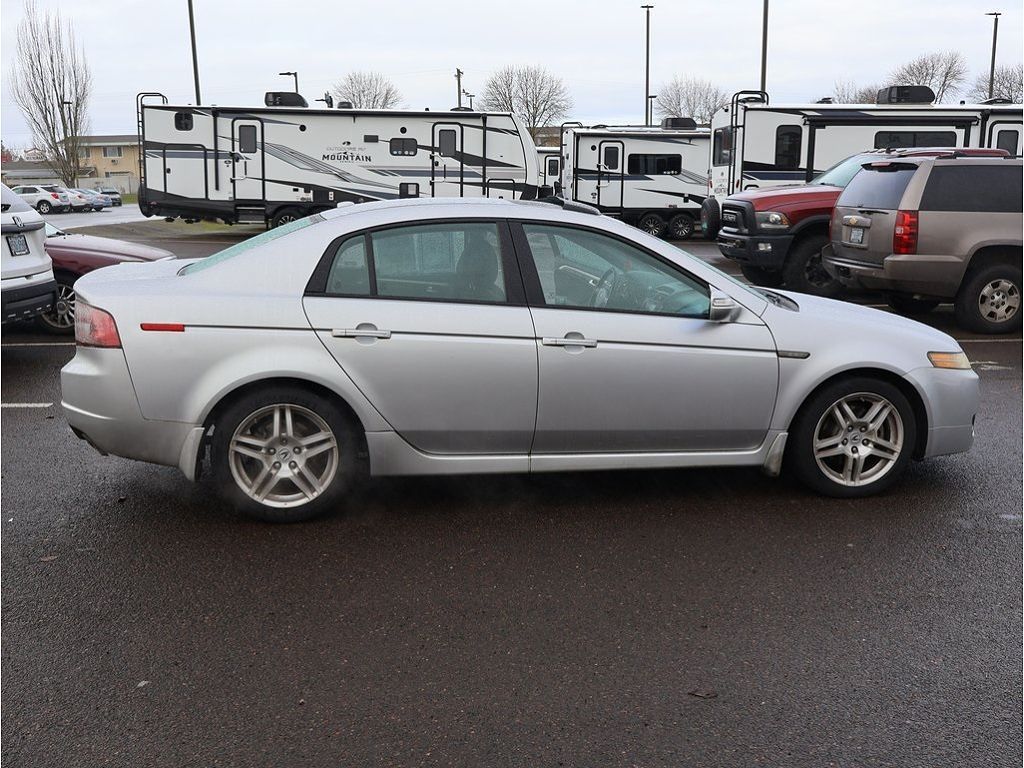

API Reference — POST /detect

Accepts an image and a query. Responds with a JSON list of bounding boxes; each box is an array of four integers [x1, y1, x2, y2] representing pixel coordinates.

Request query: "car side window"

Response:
[[521, 224, 710, 318], [919, 164, 1024, 213], [325, 236, 371, 296], [370, 222, 507, 303]]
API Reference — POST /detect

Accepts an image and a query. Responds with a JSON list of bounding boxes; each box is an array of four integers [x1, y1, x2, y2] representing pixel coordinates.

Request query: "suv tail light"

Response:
[[75, 302, 121, 348], [50, 192, 59, 200], [893, 210, 918, 255]]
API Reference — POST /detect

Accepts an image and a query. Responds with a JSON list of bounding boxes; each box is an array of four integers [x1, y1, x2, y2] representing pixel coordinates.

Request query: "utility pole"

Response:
[[187, 0, 202, 103], [642, 5, 653, 126], [986, 11, 1002, 99], [759, 0, 769, 92], [455, 68, 464, 108]]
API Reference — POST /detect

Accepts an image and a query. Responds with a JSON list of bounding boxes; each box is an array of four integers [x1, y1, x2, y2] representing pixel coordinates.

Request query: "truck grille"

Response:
[[720, 203, 749, 234]]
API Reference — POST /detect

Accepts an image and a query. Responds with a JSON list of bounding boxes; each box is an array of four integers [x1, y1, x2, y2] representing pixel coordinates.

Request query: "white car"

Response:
[[10, 184, 70, 214], [2, 184, 57, 323]]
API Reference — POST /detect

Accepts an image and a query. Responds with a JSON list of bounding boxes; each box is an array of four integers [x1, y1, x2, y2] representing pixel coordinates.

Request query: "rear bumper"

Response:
[[823, 250, 964, 297], [905, 366, 979, 458], [717, 230, 794, 270], [1, 277, 56, 323]]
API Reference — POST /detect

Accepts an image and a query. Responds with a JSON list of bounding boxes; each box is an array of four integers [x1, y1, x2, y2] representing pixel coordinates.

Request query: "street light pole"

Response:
[[759, 0, 769, 92], [279, 71, 299, 92], [647, 95, 658, 126], [986, 11, 1001, 99], [642, 5, 654, 126], [187, 0, 202, 104]]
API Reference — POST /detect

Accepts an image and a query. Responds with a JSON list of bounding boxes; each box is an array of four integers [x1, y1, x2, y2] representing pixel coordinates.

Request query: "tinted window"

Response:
[[996, 129, 1020, 156], [174, 111, 193, 131], [837, 164, 918, 209], [919, 164, 1023, 213], [326, 236, 370, 295], [713, 127, 732, 166], [389, 138, 417, 156], [603, 145, 620, 170], [627, 154, 682, 174], [873, 131, 956, 149], [370, 222, 506, 303], [775, 125, 802, 170], [438, 129, 457, 157], [522, 224, 710, 317], [238, 125, 257, 153]]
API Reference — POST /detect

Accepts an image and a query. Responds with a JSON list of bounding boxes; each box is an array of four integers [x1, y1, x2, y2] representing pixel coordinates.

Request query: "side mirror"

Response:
[[708, 288, 739, 323]]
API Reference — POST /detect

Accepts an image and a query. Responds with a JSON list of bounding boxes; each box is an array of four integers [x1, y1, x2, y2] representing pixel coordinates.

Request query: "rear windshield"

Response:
[[180, 214, 321, 275], [837, 163, 918, 209]]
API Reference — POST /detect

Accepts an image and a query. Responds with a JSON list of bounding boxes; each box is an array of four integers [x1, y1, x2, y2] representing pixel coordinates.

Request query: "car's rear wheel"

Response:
[[954, 263, 1022, 334], [667, 213, 695, 240], [787, 376, 916, 498], [211, 386, 359, 522], [740, 264, 784, 288], [36, 275, 77, 334], [36, 201, 52, 214], [886, 294, 940, 316], [636, 213, 666, 238], [270, 207, 303, 228], [781, 234, 842, 297]]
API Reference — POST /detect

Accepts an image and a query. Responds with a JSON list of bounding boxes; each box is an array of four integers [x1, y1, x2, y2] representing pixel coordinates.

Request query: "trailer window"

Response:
[[712, 127, 733, 166], [603, 145, 620, 170], [438, 129, 457, 157], [995, 129, 1020, 156], [390, 138, 418, 156], [873, 131, 957, 149], [547, 157, 560, 176], [627, 154, 681, 175], [238, 125, 258, 153], [774, 125, 801, 170], [174, 112, 193, 131]]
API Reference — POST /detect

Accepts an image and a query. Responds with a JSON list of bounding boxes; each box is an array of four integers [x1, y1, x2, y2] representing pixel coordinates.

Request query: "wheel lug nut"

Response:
[[842, 439, 848, 445], [852, 447, 858, 454], [860, 426, 867, 432], [847, 426, 853, 432], [268, 447, 276, 454], [293, 447, 301, 454], [272, 461, 281, 469]]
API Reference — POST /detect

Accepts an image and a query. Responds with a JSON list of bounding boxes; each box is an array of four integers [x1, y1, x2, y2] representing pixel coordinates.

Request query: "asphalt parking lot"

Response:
[[2, 227, 1021, 766]]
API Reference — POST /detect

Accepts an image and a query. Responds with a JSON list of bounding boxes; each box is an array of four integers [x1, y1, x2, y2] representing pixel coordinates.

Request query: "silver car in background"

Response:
[[61, 199, 978, 522]]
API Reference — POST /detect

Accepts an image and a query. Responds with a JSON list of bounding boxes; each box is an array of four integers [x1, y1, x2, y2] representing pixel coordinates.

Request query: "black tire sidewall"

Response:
[[787, 376, 917, 498], [211, 386, 358, 522], [955, 263, 1023, 334], [701, 198, 720, 240], [271, 208, 303, 228], [782, 235, 842, 297]]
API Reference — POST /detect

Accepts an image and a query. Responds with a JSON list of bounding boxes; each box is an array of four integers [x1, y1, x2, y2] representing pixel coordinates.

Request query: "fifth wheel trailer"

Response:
[[137, 92, 540, 227]]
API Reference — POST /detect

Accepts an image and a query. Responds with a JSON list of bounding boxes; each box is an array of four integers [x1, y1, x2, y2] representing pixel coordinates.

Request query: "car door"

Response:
[[303, 219, 538, 455], [513, 221, 779, 454]]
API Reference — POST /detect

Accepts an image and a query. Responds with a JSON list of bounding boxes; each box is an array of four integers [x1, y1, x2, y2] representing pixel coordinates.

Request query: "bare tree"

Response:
[[832, 79, 883, 104], [654, 76, 728, 125], [966, 63, 1024, 103], [9, 0, 91, 186], [332, 71, 402, 109], [478, 66, 573, 140], [889, 51, 968, 102]]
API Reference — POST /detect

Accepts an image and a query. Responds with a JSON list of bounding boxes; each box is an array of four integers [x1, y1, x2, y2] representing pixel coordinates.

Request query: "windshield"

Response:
[[809, 154, 872, 187], [180, 214, 321, 275], [44, 222, 65, 237]]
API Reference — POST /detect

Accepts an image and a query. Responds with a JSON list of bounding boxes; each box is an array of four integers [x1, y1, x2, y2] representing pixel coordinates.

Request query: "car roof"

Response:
[[319, 197, 602, 225]]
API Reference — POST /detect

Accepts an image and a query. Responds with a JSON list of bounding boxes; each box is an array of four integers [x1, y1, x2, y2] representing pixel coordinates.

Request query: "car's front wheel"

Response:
[[787, 376, 916, 497], [782, 234, 842, 297], [211, 386, 359, 522]]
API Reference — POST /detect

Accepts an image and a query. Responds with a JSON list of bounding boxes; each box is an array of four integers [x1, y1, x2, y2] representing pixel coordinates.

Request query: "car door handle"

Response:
[[542, 335, 597, 348], [332, 326, 392, 339]]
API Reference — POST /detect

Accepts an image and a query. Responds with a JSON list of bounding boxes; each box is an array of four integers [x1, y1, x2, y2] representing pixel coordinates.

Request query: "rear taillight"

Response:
[[75, 302, 121, 348], [893, 210, 918, 255], [50, 192, 59, 200]]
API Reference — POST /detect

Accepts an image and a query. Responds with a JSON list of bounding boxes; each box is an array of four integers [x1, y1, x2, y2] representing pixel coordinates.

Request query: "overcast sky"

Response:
[[2, 0, 1022, 146]]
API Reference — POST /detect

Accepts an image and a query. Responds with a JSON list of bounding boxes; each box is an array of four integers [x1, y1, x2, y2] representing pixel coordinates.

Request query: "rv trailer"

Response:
[[137, 92, 540, 227], [703, 87, 1023, 236], [536, 146, 561, 192], [560, 119, 711, 239]]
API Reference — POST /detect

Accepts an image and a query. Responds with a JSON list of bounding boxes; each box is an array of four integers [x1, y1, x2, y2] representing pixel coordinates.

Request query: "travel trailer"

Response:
[[537, 147, 561, 192], [560, 120, 711, 239], [703, 87, 1023, 236], [137, 92, 540, 226]]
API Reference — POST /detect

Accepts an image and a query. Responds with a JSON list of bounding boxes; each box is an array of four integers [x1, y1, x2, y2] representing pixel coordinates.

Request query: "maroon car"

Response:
[[38, 223, 174, 333]]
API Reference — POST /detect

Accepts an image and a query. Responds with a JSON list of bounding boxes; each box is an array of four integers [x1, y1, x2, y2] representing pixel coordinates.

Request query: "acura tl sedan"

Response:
[[61, 198, 979, 522]]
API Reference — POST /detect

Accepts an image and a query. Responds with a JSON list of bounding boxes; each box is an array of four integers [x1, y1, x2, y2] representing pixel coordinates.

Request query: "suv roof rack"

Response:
[[534, 196, 600, 215]]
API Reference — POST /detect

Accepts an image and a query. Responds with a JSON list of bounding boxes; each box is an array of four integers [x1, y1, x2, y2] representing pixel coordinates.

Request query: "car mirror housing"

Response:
[[708, 289, 739, 322]]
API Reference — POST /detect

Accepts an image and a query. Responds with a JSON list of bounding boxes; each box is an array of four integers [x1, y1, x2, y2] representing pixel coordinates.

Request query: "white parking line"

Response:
[[1, 403, 53, 408], [1, 342, 75, 347]]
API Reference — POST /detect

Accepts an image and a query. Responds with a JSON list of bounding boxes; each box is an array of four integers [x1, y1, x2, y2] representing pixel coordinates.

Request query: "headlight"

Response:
[[755, 211, 791, 230], [928, 351, 972, 370]]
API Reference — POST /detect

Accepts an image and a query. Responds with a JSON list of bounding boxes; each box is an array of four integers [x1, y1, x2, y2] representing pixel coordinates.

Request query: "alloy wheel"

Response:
[[978, 278, 1020, 324], [812, 392, 904, 487], [40, 282, 76, 331]]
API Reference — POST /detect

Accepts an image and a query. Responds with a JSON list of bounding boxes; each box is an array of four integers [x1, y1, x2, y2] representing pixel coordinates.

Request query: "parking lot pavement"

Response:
[[45, 205, 150, 229], [1, 230, 1021, 766]]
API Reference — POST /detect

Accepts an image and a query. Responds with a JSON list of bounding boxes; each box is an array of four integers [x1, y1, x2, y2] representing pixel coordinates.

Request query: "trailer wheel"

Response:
[[637, 213, 666, 237], [700, 198, 720, 240], [667, 213, 695, 240], [270, 208, 303, 228]]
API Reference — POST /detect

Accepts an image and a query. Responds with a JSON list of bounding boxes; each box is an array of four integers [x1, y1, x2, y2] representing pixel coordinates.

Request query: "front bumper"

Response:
[[905, 366, 979, 458], [823, 251, 964, 298], [2, 278, 56, 323], [717, 229, 795, 270]]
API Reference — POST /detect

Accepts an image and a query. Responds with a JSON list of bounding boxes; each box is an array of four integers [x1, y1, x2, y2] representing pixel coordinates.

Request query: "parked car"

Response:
[[62, 187, 92, 212], [98, 187, 123, 206], [73, 188, 111, 211], [37, 222, 173, 334], [715, 147, 1012, 296], [10, 184, 70, 214], [1, 184, 56, 323], [825, 155, 1023, 334], [62, 198, 979, 522]]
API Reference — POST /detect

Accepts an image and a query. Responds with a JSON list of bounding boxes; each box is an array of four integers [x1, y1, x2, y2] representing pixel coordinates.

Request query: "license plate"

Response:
[[6, 234, 29, 256], [849, 227, 865, 245]]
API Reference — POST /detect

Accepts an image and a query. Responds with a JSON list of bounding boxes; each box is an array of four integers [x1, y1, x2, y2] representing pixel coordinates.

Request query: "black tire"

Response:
[[270, 207, 304, 228], [787, 376, 916, 498], [667, 213, 695, 240], [36, 273, 77, 335], [781, 234, 842, 298], [211, 385, 360, 523], [36, 200, 52, 214], [740, 264, 784, 288], [700, 197, 720, 240], [954, 262, 1022, 334], [887, 294, 940, 316], [636, 213, 666, 238]]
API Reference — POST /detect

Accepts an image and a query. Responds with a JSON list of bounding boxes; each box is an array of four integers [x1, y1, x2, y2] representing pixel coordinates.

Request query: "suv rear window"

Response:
[[920, 164, 1023, 213], [837, 163, 918, 210]]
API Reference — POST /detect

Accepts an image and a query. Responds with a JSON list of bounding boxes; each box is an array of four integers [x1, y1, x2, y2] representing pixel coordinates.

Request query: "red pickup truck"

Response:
[[714, 147, 1010, 296]]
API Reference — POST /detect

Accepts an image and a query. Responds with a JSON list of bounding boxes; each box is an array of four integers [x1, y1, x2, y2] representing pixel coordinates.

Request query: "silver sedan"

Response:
[[61, 198, 979, 522]]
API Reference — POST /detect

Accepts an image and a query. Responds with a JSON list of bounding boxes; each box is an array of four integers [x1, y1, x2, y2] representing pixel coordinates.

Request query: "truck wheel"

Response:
[[700, 198, 720, 240], [887, 294, 940, 316], [637, 213, 666, 237], [954, 263, 1022, 334], [782, 234, 842, 298], [667, 213, 695, 240], [270, 208, 303, 228], [740, 264, 784, 288]]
